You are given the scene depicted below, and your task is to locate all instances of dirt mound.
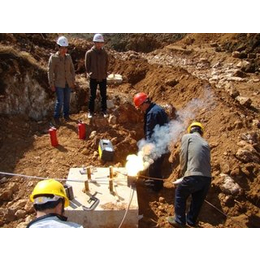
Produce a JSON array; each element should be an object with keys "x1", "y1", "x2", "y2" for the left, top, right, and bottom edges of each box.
[{"x1": 0, "y1": 33, "x2": 259, "y2": 228}]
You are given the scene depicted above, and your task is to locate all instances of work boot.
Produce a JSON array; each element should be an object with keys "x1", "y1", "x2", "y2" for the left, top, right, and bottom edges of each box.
[
  {"x1": 87, "y1": 112, "x2": 93, "y2": 119},
  {"x1": 64, "y1": 116, "x2": 72, "y2": 122},
  {"x1": 102, "y1": 111, "x2": 108, "y2": 118},
  {"x1": 144, "y1": 179, "x2": 154, "y2": 187},
  {"x1": 53, "y1": 118, "x2": 60, "y2": 127},
  {"x1": 167, "y1": 216, "x2": 186, "y2": 228}
]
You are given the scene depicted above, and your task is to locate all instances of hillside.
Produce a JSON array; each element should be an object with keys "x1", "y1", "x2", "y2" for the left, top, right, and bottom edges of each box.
[{"x1": 0, "y1": 33, "x2": 259, "y2": 228}]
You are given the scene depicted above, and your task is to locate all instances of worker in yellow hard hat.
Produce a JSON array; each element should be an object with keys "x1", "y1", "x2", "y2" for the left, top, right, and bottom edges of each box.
[
  {"x1": 168, "y1": 121, "x2": 211, "y2": 228},
  {"x1": 27, "y1": 179, "x2": 82, "y2": 228}
]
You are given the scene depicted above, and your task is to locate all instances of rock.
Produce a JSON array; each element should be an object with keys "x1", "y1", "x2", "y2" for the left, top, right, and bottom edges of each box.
[
  {"x1": 0, "y1": 177, "x2": 8, "y2": 184},
  {"x1": 108, "y1": 115, "x2": 117, "y2": 124},
  {"x1": 234, "y1": 120, "x2": 243, "y2": 129},
  {"x1": 232, "y1": 51, "x2": 241, "y2": 58},
  {"x1": 158, "y1": 197, "x2": 165, "y2": 203},
  {"x1": 89, "y1": 131, "x2": 97, "y2": 139},
  {"x1": 81, "y1": 148, "x2": 88, "y2": 155},
  {"x1": 12, "y1": 198, "x2": 27, "y2": 209},
  {"x1": 235, "y1": 96, "x2": 252, "y2": 107},
  {"x1": 221, "y1": 163, "x2": 231, "y2": 174},
  {"x1": 220, "y1": 173, "x2": 242, "y2": 195},
  {"x1": 235, "y1": 146, "x2": 260, "y2": 163},
  {"x1": 0, "y1": 190, "x2": 13, "y2": 201},
  {"x1": 0, "y1": 208, "x2": 16, "y2": 223},
  {"x1": 165, "y1": 78, "x2": 179, "y2": 87},
  {"x1": 15, "y1": 209, "x2": 26, "y2": 218},
  {"x1": 24, "y1": 201, "x2": 35, "y2": 214},
  {"x1": 16, "y1": 221, "x2": 28, "y2": 228},
  {"x1": 240, "y1": 132, "x2": 258, "y2": 144},
  {"x1": 233, "y1": 69, "x2": 247, "y2": 78},
  {"x1": 224, "y1": 84, "x2": 240, "y2": 98},
  {"x1": 236, "y1": 60, "x2": 250, "y2": 68}
]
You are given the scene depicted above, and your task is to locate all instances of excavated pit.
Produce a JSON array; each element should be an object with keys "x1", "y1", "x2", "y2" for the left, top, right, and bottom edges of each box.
[{"x1": 0, "y1": 33, "x2": 259, "y2": 228}]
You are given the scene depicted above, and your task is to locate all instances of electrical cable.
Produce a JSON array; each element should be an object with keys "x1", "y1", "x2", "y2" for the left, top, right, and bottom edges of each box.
[
  {"x1": 0, "y1": 171, "x2": 113, "y2": 184},
  {"x1": 118, "y1": 186, "x2": 135, "y2": 228},
  {"x1": 204, "y1": 199, "x2": 228, "y2": 217},
  {"x1": 0, "y1": 171, "x2": 235, "y2": 223}
]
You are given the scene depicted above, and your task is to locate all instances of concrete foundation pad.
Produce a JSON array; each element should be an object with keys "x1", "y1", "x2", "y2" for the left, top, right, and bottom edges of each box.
[{"x1": 65, "y1": 167, "x2": 139, "y2": 228}]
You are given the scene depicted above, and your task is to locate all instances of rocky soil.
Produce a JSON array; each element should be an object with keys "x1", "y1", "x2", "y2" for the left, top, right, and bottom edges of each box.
[{"x1": 0, "y1": 33, "x2": 259, "y2": 228}]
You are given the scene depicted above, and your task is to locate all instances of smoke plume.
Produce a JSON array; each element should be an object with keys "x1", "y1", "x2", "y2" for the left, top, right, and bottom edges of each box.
[{"x1": 137, "y1": 86, "x2": 215, "y2": 169}]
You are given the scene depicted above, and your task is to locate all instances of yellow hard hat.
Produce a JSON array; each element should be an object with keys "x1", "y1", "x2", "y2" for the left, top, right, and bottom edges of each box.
[
  {"x1": 187, "y1": 121, "x2": 204, "y2": 135},
  {"x1": 30, "y1": 179, "x2": 69, "y2": 208}
]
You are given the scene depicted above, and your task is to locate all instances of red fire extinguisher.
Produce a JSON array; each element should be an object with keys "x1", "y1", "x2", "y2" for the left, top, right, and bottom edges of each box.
[
  {"x1": 49, "y1": 125, "x2": 58, "y2": 147},
  {"x1": 78, "y1": 120, "x2": 86, "y2": 139}
]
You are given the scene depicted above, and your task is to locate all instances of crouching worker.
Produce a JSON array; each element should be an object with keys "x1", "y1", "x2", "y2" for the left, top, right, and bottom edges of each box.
[
  {"x1": 27, "y1": 179, "x2": 83, "y2": 228},
  {"x1": 168, "y1": 122, "x2": 211, "y2": 228}
]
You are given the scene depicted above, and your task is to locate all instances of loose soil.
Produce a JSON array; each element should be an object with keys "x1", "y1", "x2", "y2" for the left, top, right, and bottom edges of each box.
[{"x1": 0, "y1": 33, "x2": 259, "y2": 228}]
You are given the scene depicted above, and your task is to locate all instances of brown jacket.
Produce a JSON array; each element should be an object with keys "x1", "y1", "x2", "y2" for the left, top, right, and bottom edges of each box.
[
  {"x1": 85, "y1": 46, "x2": 108, "y2": 82},
  {"x1": 48, "y1": 52, "x2": 75, "y2": 88}
]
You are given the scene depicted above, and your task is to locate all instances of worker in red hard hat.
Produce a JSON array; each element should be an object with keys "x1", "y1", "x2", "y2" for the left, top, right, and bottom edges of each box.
[
  {"x1": 133, "y1": 92, "x2": 169, "y2": 192},
  {"x1": 168, "y1": 122, "x2": 211, "y2": 228}
]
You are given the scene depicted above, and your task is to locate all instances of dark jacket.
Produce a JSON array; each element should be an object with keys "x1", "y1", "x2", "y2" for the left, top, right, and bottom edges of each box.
[
  {"x1": 144, "y1": 102, "x2": 169, "y2": 141},
  {"x1": 85, "y1": 46, "x2": 109, "y2": 82}
]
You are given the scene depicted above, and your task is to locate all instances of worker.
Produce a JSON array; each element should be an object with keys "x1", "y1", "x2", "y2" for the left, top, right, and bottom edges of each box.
[
  {"x1": 85, "y1": 33, "x2": 109, "y2": 119},
  {"x1": 133, "y1": 92, "x2": 169, "y2": 192},
  {"x1": 48, "y1": 36, "x2": 75, "y2": 126},
  {"x1": 168, "y1": 122, "x2": 211, "y2": 227},
  {"x1": 27, "y1": 179, "x2": 83, "y2": 228}
]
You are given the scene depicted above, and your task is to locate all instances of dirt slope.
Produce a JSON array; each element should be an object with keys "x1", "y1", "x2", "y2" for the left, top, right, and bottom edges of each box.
[{"x1": 0, "y1": 33, "x2": 259, "y2": 228}]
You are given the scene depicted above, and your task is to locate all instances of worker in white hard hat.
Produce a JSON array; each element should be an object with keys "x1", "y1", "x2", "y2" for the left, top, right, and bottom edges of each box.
[
  {"x1": 85, "y1": 33, "x2": 109, "y2": 119},
  {"x1": 48, "y1": 36, "x2": 76, "y2": 126},
  {"x1": 27, "y1": 179, "x2": 83, "y2": 228},
  {"x1": 167, "y1": 122, "x2": 211, "y2": 228}
]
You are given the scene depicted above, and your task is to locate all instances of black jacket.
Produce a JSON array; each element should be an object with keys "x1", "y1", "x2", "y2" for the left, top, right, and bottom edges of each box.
[{"x1": 144, "y1": 102, "x2": 169, "y2": 141}]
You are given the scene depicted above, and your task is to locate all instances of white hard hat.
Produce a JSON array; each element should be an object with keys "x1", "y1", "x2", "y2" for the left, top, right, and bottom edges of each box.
[
  {"x1": 57, "y1": 36, "x2": 69, "y2": 47},
  {"x1": 93, "y1": 33, "x2": 104, "y2": 43}
]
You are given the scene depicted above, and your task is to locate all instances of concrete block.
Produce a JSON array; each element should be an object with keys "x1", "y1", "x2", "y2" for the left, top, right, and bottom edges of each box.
[{"x1": 65, "y1": 167, "x2": 139, "y2": 228}]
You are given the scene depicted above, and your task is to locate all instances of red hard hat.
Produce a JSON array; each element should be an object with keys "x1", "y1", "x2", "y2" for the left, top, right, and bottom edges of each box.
[{"x1": 133, "y1": 92, "x2": 148, "y2": 107}]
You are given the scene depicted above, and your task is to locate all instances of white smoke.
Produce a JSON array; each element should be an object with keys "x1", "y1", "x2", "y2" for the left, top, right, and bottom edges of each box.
[{"x1": 137, "y1": 86, "x2": 215, "y2": 168}]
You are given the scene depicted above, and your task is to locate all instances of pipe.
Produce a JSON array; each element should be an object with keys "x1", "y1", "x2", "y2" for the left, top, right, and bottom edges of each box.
[
  {"x1": 84, "y1": 180, "x2": 89, "y2": 192},
  {"x1": 109, "y1": 166, "x2": 114, "y2": 192},
  {"x1": 87, "y1": 166, "x2": 92, "y2": 180}
]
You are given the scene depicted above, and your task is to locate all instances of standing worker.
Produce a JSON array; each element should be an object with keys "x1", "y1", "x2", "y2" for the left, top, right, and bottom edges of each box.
[
  {"x1": 27, "y1": 179, "x2": 83, "y2": 228},
  {"x1": 168, "y1": 122, "x2": 211, "y2": 227},
  {"x1": 85, "y1": 33, "x2": 109, "y2": 119},
  {"x1": 48, "y1": 36, "x2": 75, "y2": 125},
  {"x1": 133, "y1": 92, "x2": 169, "y2": 192}
]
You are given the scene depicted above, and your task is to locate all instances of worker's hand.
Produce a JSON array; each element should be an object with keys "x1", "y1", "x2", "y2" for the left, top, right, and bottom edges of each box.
[
  {"x1": 71, "y1": 83, "x2": 79, "y2": 92},
  {"x1": 172, "y1": 177, "x2": 183, "y2": 185},
  {"x1": 86, "y1": 72, "x2": 92, "y2": 79},
  {"x1": 50, "y1": 85, "x2": 55, "y2": 92}
]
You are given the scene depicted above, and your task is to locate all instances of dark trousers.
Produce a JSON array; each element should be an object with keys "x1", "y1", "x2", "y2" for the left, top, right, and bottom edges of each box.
[
  {"x1": 174, "y1": 176, "x2": 211, "y2": 225},
  {"x1": 88, "y1": 78, "x2": 107, "y2": 113},
  {"x1": 148, "y1": 155, "x2": 165, "y2": 191}
]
